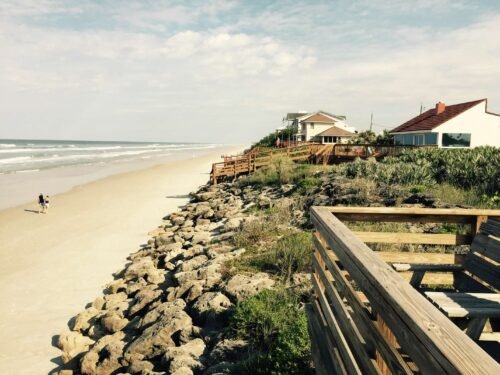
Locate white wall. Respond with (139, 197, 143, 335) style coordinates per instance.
(305, 123, 336, 141)
(436, 101, 500, 147)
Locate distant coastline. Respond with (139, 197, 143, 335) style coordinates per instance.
(0, 139, 227, 210)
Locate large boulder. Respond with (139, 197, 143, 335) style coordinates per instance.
(128, 285, 162, 317)
(191, 292, 232, 323)
(178, 255, 208, 272)
(124, 311, 192, 360)
(71, 307, 103, 333)
(57, 331, 95, 364)
(162, 338, 206, 373)
(133, 299, 186, 331)
(101, 312, 129, 334)
(80, 331, 126, 375)
(222, 273, 275, 303)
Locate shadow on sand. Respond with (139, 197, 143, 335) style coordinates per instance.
(24, 209, 41, 214)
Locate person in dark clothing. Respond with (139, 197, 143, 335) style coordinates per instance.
(38, 193, 45, 213)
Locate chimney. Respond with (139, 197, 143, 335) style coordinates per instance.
(435, 101, 446, 115)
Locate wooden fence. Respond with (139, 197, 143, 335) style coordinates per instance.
(308, 206, 500, 374)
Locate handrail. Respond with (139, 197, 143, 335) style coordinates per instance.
(309, 206, 500, 374)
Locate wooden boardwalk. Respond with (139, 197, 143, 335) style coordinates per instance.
(309, 207, 500, 374)
(210, 143, 421, 184)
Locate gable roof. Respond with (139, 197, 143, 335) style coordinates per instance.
(316, 126, 355, 137)
(390, 99, 486, 134)
(298, 110, 346, 123)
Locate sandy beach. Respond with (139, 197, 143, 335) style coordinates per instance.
(0, 146, 242, 375)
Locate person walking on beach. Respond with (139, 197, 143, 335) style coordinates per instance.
(38, 193, 45, 214)
(44, 195, 50, 213)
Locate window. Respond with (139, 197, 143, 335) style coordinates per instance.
(442, 133, 471, 147)
(425, 133, 438, 145)
(414, 134, 424, 145)
(403, 134, 413, 145)
(394, 135, 404, 145)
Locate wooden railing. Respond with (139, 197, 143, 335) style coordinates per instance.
(308, 206, 500, 374)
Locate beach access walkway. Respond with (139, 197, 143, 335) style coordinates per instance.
(210, 143, 423, 184)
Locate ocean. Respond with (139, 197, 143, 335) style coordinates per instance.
(0, 139, 217, 174)
(0, 139, 224, 210)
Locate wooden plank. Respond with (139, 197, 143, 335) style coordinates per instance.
(464, 253, 500, 291)
(377, 251, 462, 264)
(327, 206, 500, 224)
(307, 301, 348, 375)
(471, 234, 500, 263)
(312, 256, 381, 375)
(392, 263, 463, 272)
(465, 318, 488, 341)
(473, 215, 489, 236)
(311, 274, 363, 374)
(353, 231, 472, 245)
(424, 292, 500, 318)
(480, 220, 500, 237)
(311, 206, 500, 374)
(313, 233, 415, 375)
(399, 271, 454, 285)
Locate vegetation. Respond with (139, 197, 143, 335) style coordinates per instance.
(253, 127, 298, 148)
(240, 155, 331, 187)
(349, 129, 394, 145)
(230, 288, 313, 374)
(333, 146, 499, 203)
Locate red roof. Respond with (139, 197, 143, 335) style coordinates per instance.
(301, 113, 336, 123)
(316, 126, 355, 137)
(390, 99, 485, 133)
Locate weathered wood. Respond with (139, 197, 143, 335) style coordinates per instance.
(327, 206, 500, 224)
(409, 271, 425, 288)
(377, 251, 463, 265)
(312, 255, 381, 375)
(353, 231, 472, 245)
(399, 271, 454, 285)
(311, 274, 363, 374)
(471, 233, 500, 263)
(307, 300, 348, 375)
(480, 220, 500, 237)
(312, 233, 414, 375)
(465, 318, 488, 340)
(392, 263, 463, 272)
(424, 292, 500, 318)
(464, 252, 500, 291)
(473, 215, 489, 236)
(311, 206, 500, 374)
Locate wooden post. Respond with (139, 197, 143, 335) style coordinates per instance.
(472, 215, 488, 236)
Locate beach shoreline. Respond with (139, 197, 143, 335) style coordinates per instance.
(0, 145, 243, 375)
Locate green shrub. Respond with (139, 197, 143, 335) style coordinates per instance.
(271, 232, 313, 282)
(230, 288, 312, 374)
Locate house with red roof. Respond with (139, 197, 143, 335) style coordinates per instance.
(292, 110, 356, 143)
(390, 99, 500, 148)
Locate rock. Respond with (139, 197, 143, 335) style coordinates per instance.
(71, 307, 103, 333)
(182, 245, 205, 259)
(80, 331, 126, 375)
(101, 313, 129, 333)
(223, 217, 243, 232)
(57, 331, 95, 364)
(124, 257, 156, 281)
(222, 273, 275, 303)
(105, 279, 127, 294)
(208, 339, 247, 363)
(155, 234, 176, 248)
(191, 232, 211, 245)
(128, 285, 162, 317)
(171, 368, 193, 375)
(291, 272, 312, 296)
(191, 292, 232, 323)
(103, 292, 128, 310)
(196, 218, 211, 226)
(204, 362, 237, 375)
(124, 311, 192, 360)
(128, 360, 154, 374)
(133, 299, 186, 330)
(163, 338, 205, 373)
(178, 255, 208, 272)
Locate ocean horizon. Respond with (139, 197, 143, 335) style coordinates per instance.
(0, 138, 218, 174)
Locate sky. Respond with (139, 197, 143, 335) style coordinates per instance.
(1, 0, 499, 143)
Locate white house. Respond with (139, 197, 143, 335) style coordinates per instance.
(292, 110, 356, 143)
(390, 99, 500, 148)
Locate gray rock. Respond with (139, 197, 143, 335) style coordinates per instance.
(128, 360, 154, 374)
(191, 232, 211, 245)
(101, 312, 129, 333)
(71, 307, 103, 333)
(178, 255, 208, 272)
(124, 311, 192, 360)
(222, 273, 275, 303)
(191, 292, 232, 322)
(163, 338, 205, 373)
(128, 285, 162, 317)
(133, 299, 186, 330)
